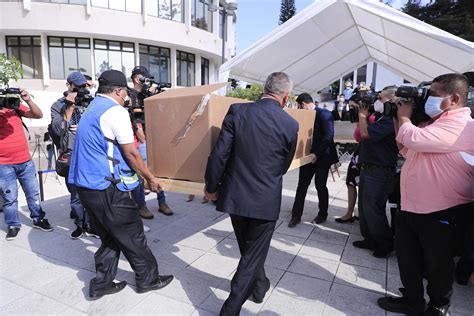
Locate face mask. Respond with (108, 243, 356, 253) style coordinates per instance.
(374, 100, 384, 113)
(424, 96, 450, 118)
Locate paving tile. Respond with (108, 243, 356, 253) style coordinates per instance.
(308, 225, 349, 246)
(178, 232, 226, 252)
(265, 247, 297, 270)
(323, 283, 385, 316)
(275, 220, 314, 239)
(37, 269, 96, 307)
(260, 272, 331, 315)
(451, 282, 474, 316)
(386, 273, 403, 297)
(210, 237, 240, 259)
(73, 285, 147, 314)
(270, 232, 306, 254)
(201, 216, 234, 237)
(387, 255, 400, 275)
(0, 278, 32, 308)
(125, 292, 195, 315)
(299, 239, 344, 262)
(188, 252, 238, 278)
(341, 246, 387, 271)
(157, 268, 226, 306)
(0, 292, 70, 314)
(334, 263, 386, 294)
(287, 253, 339, 282)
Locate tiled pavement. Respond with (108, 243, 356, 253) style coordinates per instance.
(0, 163, 472, 315)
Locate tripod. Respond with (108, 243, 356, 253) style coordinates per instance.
(31, 134, 59, 181)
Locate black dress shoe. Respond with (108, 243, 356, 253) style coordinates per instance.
(335, 216, 355, 223)
(311, 215, 327, 224)
(288, 218, 300, 228)
(352, 239, 376, 250)
(377, 296, 423, 315)
(248, 277, 270, 304)
(425, 305, 450, 316)
(136, 275, 174, 294)
(89, 281, 127, 299)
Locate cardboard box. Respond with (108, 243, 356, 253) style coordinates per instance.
(145, 83, 315, 184)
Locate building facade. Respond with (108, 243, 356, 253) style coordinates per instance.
(0, 0, 237, 126)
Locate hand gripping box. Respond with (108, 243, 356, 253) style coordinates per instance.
(144, 83, 315, 189)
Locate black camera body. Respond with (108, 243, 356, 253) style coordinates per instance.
(0, 87, 22, 110)
(383, 83, 431, 125)
(73, 87, 94, 113)
(130, 79, 171, 124)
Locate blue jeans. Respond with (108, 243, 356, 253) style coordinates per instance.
(138, 142, 166, 205)
(66, 179, 92, 229)
(358, 164, 396, 250)
(0, 160, 45, 227)
(131, 181, 146, 208)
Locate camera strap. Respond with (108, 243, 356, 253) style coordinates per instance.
(14, 109, 31, 140)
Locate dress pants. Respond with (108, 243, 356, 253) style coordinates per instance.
(358, 164, 395, 251)
(395, 204, 469, 312)
(220, 214, 276, 316)
(77, 185, 159, 292)
(291, 161, 331, 220)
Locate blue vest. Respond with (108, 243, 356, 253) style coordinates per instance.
(68, 95, 139, 192)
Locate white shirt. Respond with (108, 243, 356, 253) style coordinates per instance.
(97, 94, 134, 145)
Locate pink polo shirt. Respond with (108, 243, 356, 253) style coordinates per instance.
(397, 107, 474, 214)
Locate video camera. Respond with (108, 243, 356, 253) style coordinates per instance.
(360, 90, 378, 108)
(383, 82, 431, 124)
(64, 87, 94, 114)
(137, 77, 171, 101)
(0, 87, 22, 110)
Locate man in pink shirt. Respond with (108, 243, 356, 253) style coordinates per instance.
(378, 74, 474, 316)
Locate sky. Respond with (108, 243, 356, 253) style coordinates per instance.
(235, 0, 429, 53)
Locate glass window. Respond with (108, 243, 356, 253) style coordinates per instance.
(126, 0, 141, 13)
(192, 0, 211, 31)
(109, 0, 125, 11)
(91, 0, 108, 8)
(146, 0, 158, 16)
(159, 0, 171, 20)
(6, 36, 43, 79)
(47, 36, 91, 79)
(93, 39, 135, 79)
(201, 57, 209, 85)
(171, 0, 183, 22)
(177, 51, 195, 87)
(138, 44, 171, 84)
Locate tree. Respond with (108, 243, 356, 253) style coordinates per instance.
(0, 54, 23, 88)
(401, 0, 474, 41)
(279, 0, 296, 25)
(227, 85, 263, 101)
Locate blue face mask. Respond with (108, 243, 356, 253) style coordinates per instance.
(424, 95, 450, 118)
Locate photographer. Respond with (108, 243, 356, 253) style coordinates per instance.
(129, 66, 173, 218)
(378, 74, 474, 316)
(49, 71, 97, 239)
(352, 86, 398, 259)
(0, 89, 53, 240)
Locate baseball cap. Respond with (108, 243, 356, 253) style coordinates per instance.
(98, 70, 128, 88)
(131, 66, 153, 79)
(67, 71, 87, 86)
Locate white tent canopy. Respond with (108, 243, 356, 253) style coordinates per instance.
(220, 0, 474, 95)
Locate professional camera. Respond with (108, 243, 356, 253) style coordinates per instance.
(130, 78, 171, 124)
(0, 87, 21, 110)
(383, 82, 431, 125)
(73, 87, 93, 112)
(139, 77, 171, 97)
(360, 90, 378, 108)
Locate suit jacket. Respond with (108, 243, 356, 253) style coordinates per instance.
(205, 98, 299, 221)
(312, 107, 339, 166)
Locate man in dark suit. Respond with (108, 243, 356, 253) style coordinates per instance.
(289, 93, 339, 227)
(204, 72, 298, 316)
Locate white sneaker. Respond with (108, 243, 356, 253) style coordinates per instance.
(143, 224, 151, 233)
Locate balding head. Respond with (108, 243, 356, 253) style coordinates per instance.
(263, 72, 293, 108)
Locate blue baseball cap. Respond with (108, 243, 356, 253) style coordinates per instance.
(67, 71, 87, 86)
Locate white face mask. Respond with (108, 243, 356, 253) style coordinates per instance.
(424, 95, 450, 118)
(374, 100, 384, 113)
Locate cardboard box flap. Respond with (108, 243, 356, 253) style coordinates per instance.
(146, 82, 228, 100)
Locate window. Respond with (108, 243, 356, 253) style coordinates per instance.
(201, 57, 209, 85)
(147, 0, 183, 22)
(139, 44, 171, 84)
(357, 65, 367, 85)
(31, 0, 87, 4)
(192, 0, 212, 32)
(6, 36, 43, 79)
(177, 51, 195, 87)
(48, 37, 92, 79)
(93, 39, 135, 79)
(91, 0, 141, 13)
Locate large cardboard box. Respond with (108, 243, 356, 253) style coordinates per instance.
(145, 83, 315, 184)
